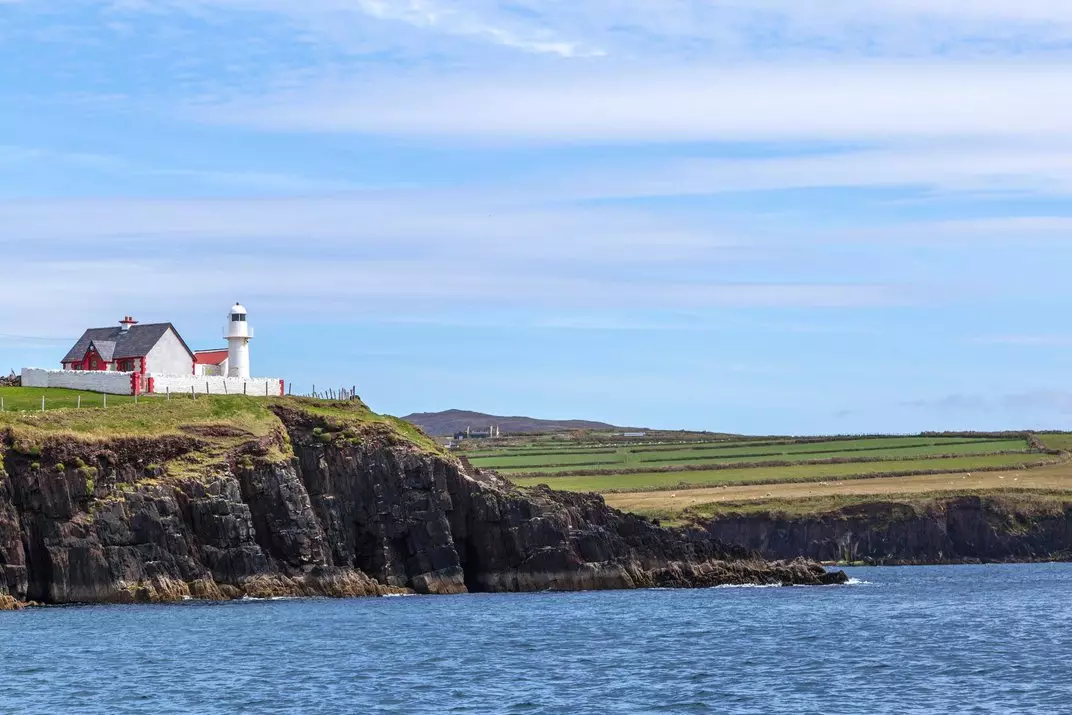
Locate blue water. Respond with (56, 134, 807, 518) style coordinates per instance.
(1, 564, 1070, 714)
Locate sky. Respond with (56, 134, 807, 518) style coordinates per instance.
(3, 1, 1072, 434)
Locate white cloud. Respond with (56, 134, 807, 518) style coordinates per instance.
(128, 0, 599, 57)
(109, 0, 1072, 58)
(556, 143, 1072, 200)
(0, 195, 746, 261)
(0, 252, 905, 338)
(199, 63, 1072, 145)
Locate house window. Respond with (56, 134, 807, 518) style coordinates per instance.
(118, 359, 134, 372)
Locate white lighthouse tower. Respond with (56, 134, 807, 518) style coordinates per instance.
(225, 302, 252, 379)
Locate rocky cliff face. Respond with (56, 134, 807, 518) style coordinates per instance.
(0, 402, 843, 608)
(703, 495, 1072, 564)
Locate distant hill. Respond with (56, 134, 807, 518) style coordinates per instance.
(402, 409, 624, 437)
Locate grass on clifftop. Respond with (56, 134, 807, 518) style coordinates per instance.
(0, 391, 441, 478)
(282, 397, 441, 453)
(0, 386, 137, 411)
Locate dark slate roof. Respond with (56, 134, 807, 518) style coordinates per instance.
(62, 323, 194, 363)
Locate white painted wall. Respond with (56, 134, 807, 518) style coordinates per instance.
(151, 374, 282, 397)
(146, 328, 194, 376)
(22, 368, 134, 395)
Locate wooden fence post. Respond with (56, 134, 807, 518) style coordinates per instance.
(41, 396, 45, 413)
(103, 393, 107, 409)
(77, 395, 81, 409)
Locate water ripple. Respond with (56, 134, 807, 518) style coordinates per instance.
(1, 564, 1071, 713)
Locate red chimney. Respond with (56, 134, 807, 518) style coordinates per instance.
(120, 316, 138, 332)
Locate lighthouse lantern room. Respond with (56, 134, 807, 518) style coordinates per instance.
(225, 302, 252, 379)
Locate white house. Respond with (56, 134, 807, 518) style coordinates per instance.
(61, 317, 194, 375)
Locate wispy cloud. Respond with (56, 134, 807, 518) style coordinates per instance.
(197, 64, 1072, 145)
(102, 0, 1072, 60)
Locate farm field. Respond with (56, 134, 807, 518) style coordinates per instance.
(603, 464, 1072, 521)
(507, 453, 1057, 492)
(481, 439, 1031, 475)
(456, 429, 1072, 498)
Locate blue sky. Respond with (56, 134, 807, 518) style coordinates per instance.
(4, 0, 1072, 434)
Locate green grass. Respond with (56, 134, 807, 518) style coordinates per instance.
(511, 453, 1054, 493)
(279, 397, 443, 453)
(0, 386, 137, 412)
(1036, 433, 1072, 452)
(478, 438, 1031, 474)
(0, 392, 443, 480)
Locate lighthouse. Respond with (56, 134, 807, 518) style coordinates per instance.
(225, 302, 252, 379)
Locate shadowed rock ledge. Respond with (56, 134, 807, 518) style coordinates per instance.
(0, 398, 844, 609)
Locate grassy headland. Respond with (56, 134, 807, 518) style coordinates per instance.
(0, 389, 442, 482)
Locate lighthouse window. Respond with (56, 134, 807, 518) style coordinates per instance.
(231, 314, 246, 322)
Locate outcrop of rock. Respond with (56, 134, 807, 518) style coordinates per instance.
(0, 401, 844, 608)
(702, 495, 1072, 564)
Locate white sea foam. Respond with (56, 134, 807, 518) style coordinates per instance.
(845, 578, 873, 586)
(711, 583, 784, 589)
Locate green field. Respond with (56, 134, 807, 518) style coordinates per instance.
(455, 428, 1067, 495)
(0, 386, 138, 411)
(1036, 433, 1072, 452)
(510, 453, 1055, 492)
(469, 437, 1031, 474)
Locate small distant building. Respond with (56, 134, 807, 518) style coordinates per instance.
(454, 425, 502, 440)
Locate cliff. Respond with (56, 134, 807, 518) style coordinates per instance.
(701, 493, 1072, 564)
(0, 396, 843, 608)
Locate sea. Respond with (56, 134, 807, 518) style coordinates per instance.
(1, 564, 1070, 714)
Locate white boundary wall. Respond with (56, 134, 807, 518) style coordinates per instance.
(151, 374, 283, 397)
(22, 368, 134, 395)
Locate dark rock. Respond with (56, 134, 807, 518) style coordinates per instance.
(0, 414, 845, 607)
(703, 496, 1072, 564)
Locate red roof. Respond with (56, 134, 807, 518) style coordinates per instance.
(194, 349, 229, 365)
